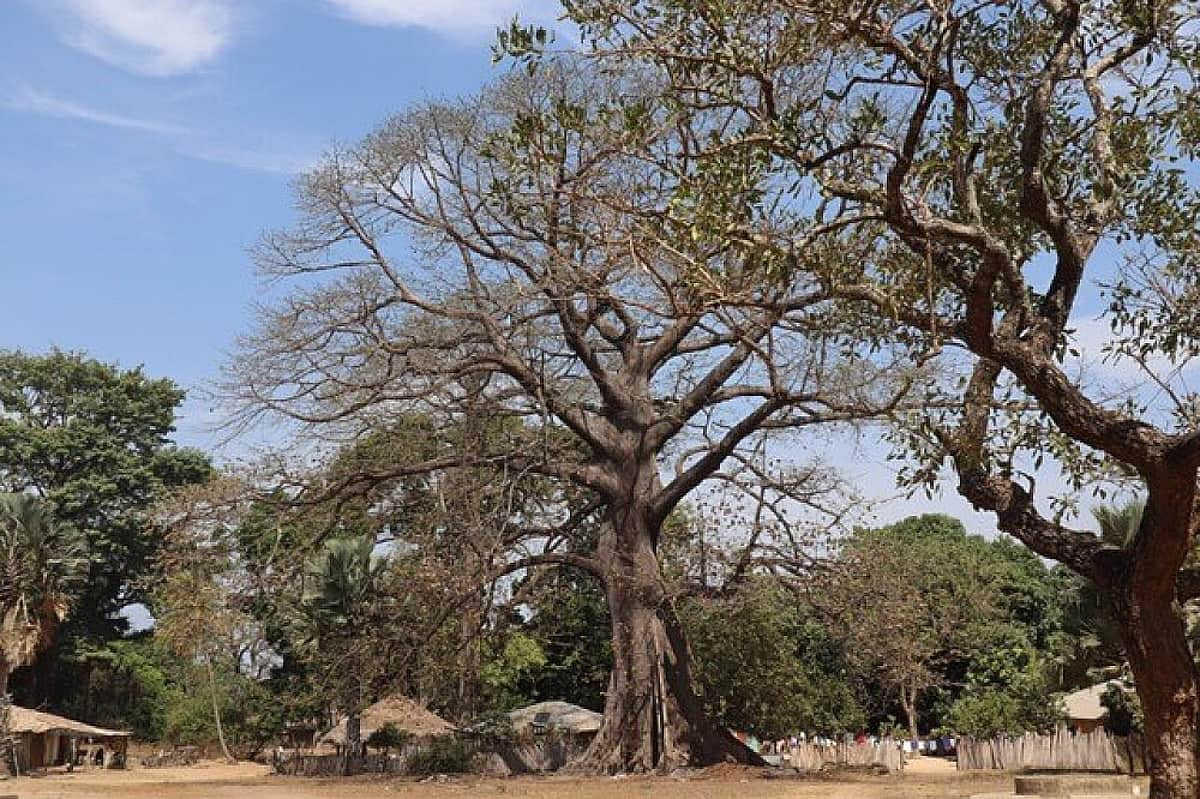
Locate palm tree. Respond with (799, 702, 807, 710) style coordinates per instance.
(1058, 499, 1144, 685)
(0, 493, 89, 696)
(1093, 502, 1144, 549)
(302, 535, 388, 773)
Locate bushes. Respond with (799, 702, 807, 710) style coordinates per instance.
(367, 722, 413, 755)
(406, 736, 475, 775)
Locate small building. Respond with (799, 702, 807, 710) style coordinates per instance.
(507, 701, 602, 741)
(1063, 681, 1129, 734)
(319, 694, 454, 750)
(282, 720, 320, 750)
(7, 706, 131, 773)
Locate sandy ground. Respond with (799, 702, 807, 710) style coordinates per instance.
(0, 758, 1015, 799)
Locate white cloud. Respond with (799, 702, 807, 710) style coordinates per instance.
(5, 85, 314, 175)
(45, 0, 233, 76)
(177, 140, 318, 176)
(4, 85, 187, 134)
(325, 0, 557, 35)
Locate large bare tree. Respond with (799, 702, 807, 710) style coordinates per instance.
(550, 0, 1200, 793)
(225, 65, 911, 773)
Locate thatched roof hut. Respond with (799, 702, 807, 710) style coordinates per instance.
(508, 701, 602, 736)
(320, 695, 454, 746)
(5, 706, 130, 772)
(8, 706, 130, 739)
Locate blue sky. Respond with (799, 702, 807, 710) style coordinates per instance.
(0, 0, 558, 444)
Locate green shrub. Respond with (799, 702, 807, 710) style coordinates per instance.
(407, 736, 475, 775)
(367, 722, 413, 754)
(471, 710, 517, 745)
(1101, 683, 1142, 737)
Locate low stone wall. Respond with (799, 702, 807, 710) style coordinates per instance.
(273, 738, 589, 777)
(1013, 773, 1149, 796)
(480, 739, 589, 776)
(142, 746, 204, 768)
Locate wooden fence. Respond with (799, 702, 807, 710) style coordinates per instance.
(780, 738, 904, 773)
(956, 728, 1145, 774)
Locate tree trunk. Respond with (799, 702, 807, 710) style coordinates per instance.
(571, 506, 764, 774)
(457, 587, 482, 722)
(343, 678, 363, 777)
(205, 658, 235, 763)
(1102, 479, 1200, 799)
(0, 662, 11, 776)
(1115, 581, 1200, 797)
(899, 684, 919, 742)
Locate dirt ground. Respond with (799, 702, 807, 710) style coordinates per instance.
(0, 758, 1015, 799)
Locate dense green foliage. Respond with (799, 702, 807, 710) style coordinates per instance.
(64, 636, 282, 756)
(819, 515, 1066, 736)
(1102, 684, 1144, 738)
(366, 722, 413, 754)
(0, 348, 1136, 752)
(406, 736, 475, 775)
(0, 351, 209, 708)
(509, 569, 612, 713)
(682, 579, 865, 739)
(300, 535, 393, 738)
(67, 639, 173, 740)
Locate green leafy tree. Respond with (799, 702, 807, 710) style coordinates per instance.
(1059, 501, 1145, 684)
(818, 516, 1062, 737)
(945, 628, 1062, 737)
(67, 638, 173, 740)
(818, 516, 990, 737)
(0, 350, 209, 706)
(478, 631, 547, 712)
(514, 567, 612, 712)
(366, 722, 413, 758)
(682, 578, 864, 740)
(1102, 683, 1144, 738)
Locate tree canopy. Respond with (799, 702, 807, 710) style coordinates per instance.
(0, 349, 211, 702)
(517, 2, 1200, 792)
(223, 57, 919, 773)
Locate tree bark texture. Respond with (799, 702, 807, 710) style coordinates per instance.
(572, 503, 763, 774)
(0, 672, 11, 777)
(343, 713, 362, 776)
(1112, 492, 1200, 799)
(899, 684, 919, 742)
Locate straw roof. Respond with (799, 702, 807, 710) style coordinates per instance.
(7, 706, 130, 738)
(1063, 681, 1128, 722)
(508, 701, 603, 735)
(320, 695, 454, 745)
